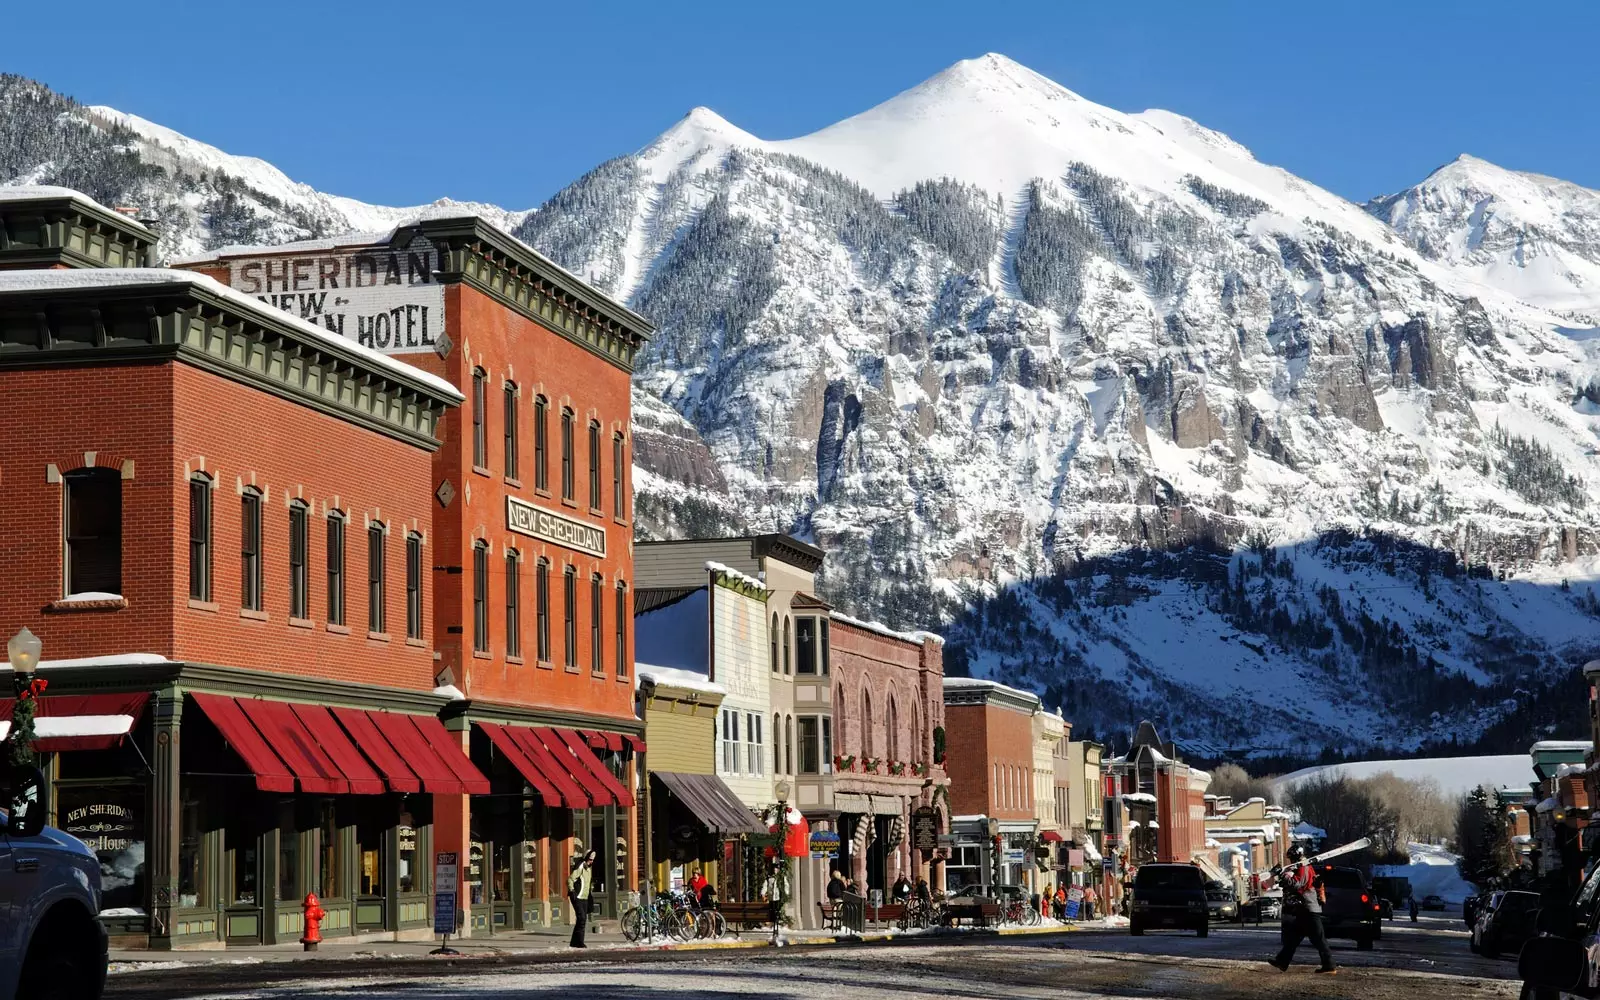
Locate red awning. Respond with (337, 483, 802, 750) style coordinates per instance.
(478, 722, 566, 806)
(1040, 830, 1065, 843)
(190, 693, 295, 793)
(291, 704, 386, 795)
(553, 728, 634, 807)
(236, 699, 346, 794)
(0, 692, 152, 753)
(367, 712, 466, 795)
(410, 715, 490, 795)
(329, 707, 421, 794)
(625, 734, 647, 753)
(581, 730, 609, 750)
(532, 727, 615, 807)
(504, 726, 591, 807)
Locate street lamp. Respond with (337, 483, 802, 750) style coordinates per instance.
(5, 627, 43, 767)
(774, 779, 793, 943)
(987, 816, 1003, 891)
(6, 627, 41, 693)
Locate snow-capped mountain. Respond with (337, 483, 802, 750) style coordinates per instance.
(4, 57, 1598, 757)
(1369, 154, 1600, 325)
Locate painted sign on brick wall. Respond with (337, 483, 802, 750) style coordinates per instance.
(229, 239, 445, 354)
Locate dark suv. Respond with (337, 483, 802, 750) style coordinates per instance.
(1130, 863, 1209, 937)
(1314, 865, 1382, 950)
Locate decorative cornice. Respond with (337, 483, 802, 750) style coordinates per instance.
(37, 660, 450, 715)
(0, 283, 454, 449)
(709, 567, 767, 602)
(942, 684, 1040, 715)
(0, 193, 157, 270)
(441, 696, 645, 737)
(751, 533, 825, 574)
(407, 218, 652, 373)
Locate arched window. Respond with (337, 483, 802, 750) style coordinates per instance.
(471, 368, 487, 469)
(505, 548, 521, 658)
(240, 487, 263, 612)
(784, 715, 794, 775)
(861, 689, 873, 757)
(588, 419, 601, 510)
(770, 614, 780, 673)
(886, 695, 898, 762)
(560, 407, 575, 500)
(326, 509, 346, 625)
(289, 500, 310, 620)
(503, 382, 519, 479)
(533, 395, 549, 491)
(367, 520, 385, 634)
(782, 617, 791, 675)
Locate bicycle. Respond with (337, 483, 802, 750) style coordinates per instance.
(621, 894, 687, 942)
(1002, 897, 1041, 926)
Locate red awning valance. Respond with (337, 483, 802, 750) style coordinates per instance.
(625, 734, 647, 754)
(0, 692, 152, 753)
(1040, 830, 1065, 843)
(190, 693, 296, 793)
(504, 726, 591, 807)
(293, 703, 385, 795)
(236, 698, 346, 794)
(329, 707, 421, 794)
(553, 728, 634, 807)
(479, 722, 567, 806)
(532, 727, 615, 807)
(368, 712, 467, 795)
(410, 716, 490, 795)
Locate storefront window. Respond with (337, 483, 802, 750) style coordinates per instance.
(468, 839, 486, 906)
(277, 801, 298, 902)
(228, 818, 258, 905)
(359, 836, 383, 898)
(398, 817, 418, 894)
(493, 841, 513, 903)
(524, 806, 545, 904)
(319, 802, 342, 899)
(179, 787, 205, 908)
(57, 784, 145, 914)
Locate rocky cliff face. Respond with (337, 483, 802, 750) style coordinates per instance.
(5, 57, 1598, 754)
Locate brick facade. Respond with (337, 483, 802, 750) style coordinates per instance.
(943, 696, 1037, 822)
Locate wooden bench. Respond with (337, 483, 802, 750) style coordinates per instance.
(818, 900, 840, 930)
(717, 900, 777, 934)
(864, 902, 906, 925)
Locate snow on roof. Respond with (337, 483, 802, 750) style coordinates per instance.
(0, 714, 135, 741)
(637, 663, 725, 697)
(170, 229, 398, 263)
(1531, 740, 1594, 753)
(432, 685, 467, 701)
(1121, 792, 1157, 805)
(705, 560, 766, 592)
(0, 269, 461, 403)
(634, 588, 709, 673)
(1272, 755, 1534, 800)
(0, 186, 154, 232)
(35, 653, 169, 670)
(1536, 797, 1559, 813)
(831, 610, 940, 646)
(1293, 822, 1327, 838)
(941, 676, 1040, 705)
(1556, 762, 1590, 779)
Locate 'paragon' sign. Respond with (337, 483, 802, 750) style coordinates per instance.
(506, 496, 607, 558)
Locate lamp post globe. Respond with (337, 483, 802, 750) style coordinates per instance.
(7, 627, 41, 692)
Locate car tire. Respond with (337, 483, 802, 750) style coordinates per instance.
(1469, 932, 1480, 954)
(1196, 922, 1209, 938)
(1356, 935, 1374, 951)
(1481, 937, 1499, 959)
(17, 927, 104, 1000)
(1130, 919, 1144, 936)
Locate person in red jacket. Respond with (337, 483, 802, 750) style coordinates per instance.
(1269, 846, 1335, 974)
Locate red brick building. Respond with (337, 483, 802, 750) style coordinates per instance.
(0, 188, 470, 948)
(941, 678, 1042, 890)
(1105, 722, 1213, 875)
(178, 218, 653, 933)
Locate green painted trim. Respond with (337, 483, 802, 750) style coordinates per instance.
(36, 660, 450, 715)
(0, 284, 453, 449)
(446, 698, 645, 737)
(709, 569, 768, 603)
(410, 218, 652, 373)
(0, 196, 158, 268)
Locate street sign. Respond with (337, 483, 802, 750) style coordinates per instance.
(912, 807, 941, 852)
(1102, 855, 1116, 873)
(434, 851, 459, 936)
(1003, 848, 1026, 864)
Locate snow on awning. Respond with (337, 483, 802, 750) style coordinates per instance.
(0, 714, 137, 744)
(1192, 854, 1227, 883)
(1082, 839, 1102, 862)
(1147, 820, 1161, 829)
(1121, 792, 1157, 805)
(1537, 797, 1559, 813)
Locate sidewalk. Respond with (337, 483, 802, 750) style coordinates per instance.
(108, 918, 1106, 973)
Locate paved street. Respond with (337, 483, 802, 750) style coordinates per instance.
(105, 912, 1526, 1000)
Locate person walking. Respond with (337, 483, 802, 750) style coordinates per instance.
(568, 849, 597, 948)
(1408, 891, 1419, 923)
(1269, 846, 1335, 974)
(1082, 883, 1097, 921)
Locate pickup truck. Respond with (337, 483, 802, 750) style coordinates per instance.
(1314, 865, 1382, 950)
(1, 764, 109, 1000)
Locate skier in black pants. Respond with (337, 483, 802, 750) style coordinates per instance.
(1268, 845, 1336, 974)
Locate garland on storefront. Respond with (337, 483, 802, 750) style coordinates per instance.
(933, 726, 946, 764)
(7, 693, 36, 768)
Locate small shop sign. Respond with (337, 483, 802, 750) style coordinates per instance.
(809, 830, 841, 860)
(433, 851, 459, 937)
(911, 806, 941, 852)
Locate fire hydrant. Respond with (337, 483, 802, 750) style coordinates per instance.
(301, 893, 325, 951)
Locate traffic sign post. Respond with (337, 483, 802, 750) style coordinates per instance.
(431, 851, 460, 955)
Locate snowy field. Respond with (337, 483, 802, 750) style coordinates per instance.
(1272, 755, 1535, 799)
(1373, 842, 1476, 902)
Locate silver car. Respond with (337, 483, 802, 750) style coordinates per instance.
(1, 766, 108, 1000)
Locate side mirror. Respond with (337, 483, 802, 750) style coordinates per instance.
(1536, 903, 1577, 937)
(1519, 936, 1586, 991)
(4, 765, 45, 838)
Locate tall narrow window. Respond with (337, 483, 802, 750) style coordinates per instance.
(289, 502, 309, 619)
(188, 475, 212, 601)
(822, 717, 832, 774)
(820, 619, 831, 675)
(472, 541, 489, 653)
(533, 396, 549, 491)
(405, 533, 423, 640)
(503, 383, 519, 480)
(785, 715, 794, 776)
(505, 550, 522, 659)
(748, 713, 762, 775)
(612, 434, 625, 519)
(240, 489, 263, 611)
(773, 713, 782, 778)
(782, 617, 791, 674)
(861, 691, 873, 757)
(886, 697, 898, 761)
(796, 617, 817, 674)
(590, 574, 604, 674)
(560, 408, 574, 500)
(65, 467, 121, 596)
(722, 710, 741, 775)
(798, 717, 819, 775)
(615, 581, 628, 678)
(471, 368, 487, 469)
(562, 565, 577, 668)
(326, 512, 346, 625)
(536, 559, 551, 662)
(367, 523, 385, 634)
(770, 614, 779, 674)
(588, 421, 601, 509)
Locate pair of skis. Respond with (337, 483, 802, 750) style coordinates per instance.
(1265, 837, 1373, 887)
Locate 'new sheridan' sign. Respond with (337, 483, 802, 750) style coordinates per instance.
(506, 496, 607, 558)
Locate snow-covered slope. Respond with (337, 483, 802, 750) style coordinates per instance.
(1273, 755, 1534, 801)
(5, 58, 1599, 757)
(1369, 154, 1600, 324)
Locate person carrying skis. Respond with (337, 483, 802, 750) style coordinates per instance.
(1268, 845, 1336, 975)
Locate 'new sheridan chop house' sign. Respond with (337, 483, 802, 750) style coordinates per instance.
(229, 238, 445, 355)
(506, 496, 607, 558)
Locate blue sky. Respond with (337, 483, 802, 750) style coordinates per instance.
(10, 1, 1597, 209)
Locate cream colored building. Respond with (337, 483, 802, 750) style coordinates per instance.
(1033, 710, 1069, 836)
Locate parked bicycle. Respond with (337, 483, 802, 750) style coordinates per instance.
(1002, 897, 1042, 926)
(621, 893, 687, 942)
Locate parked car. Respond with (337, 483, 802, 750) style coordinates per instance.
(1, 764, 109, 1000)
(1422, 894, 1447, 910)
(1518, 860, 1600, 997)
(1314, 865, 1383, 950)
(1204, 880, 1239, 922)
(1129, 863, 1209, 937)
(1371, 875, 1411, 915)
(1471, 889, 1541, 958)
(1378, 898, 1394, 919)
(949, 883, 1027, 901)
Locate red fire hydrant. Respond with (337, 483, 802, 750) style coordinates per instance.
(301, 893, 325, 951)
